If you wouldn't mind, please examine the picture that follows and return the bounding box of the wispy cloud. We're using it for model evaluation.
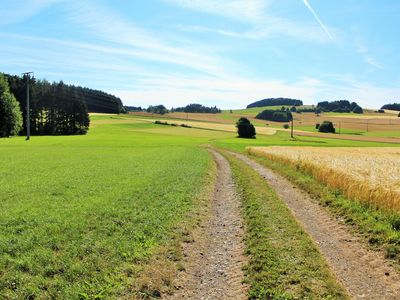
[301,0,333,40]
[355,38,384,69]
[62,0,234,77]
[168,0,333,42]
[165,0,268,23]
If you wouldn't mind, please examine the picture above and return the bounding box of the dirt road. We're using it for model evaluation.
[165,149,248,299]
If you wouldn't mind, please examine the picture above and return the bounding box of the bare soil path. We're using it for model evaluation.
[165,149,248,300]
[231,151,400,300]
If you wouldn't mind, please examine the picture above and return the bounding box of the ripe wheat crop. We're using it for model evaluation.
[248,147,400,212]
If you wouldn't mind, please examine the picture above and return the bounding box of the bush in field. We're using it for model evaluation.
[154,120,168,125]
[318,121,335,133]
[236,117,256,138]
[352,106,363,114]
[283,124,289,129]
[0,74,22,137]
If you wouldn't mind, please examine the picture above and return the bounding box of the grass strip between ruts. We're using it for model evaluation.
[224,151,348,299]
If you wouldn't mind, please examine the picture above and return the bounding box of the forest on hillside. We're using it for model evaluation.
[381,103,400,111]
[172,103,221,113]
[247,98,303,108]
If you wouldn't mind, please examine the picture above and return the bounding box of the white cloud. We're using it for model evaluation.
[112,74,324,109]
[168,0,334,42]
[112,72,400,110]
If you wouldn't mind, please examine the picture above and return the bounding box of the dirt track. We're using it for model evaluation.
[165,149,247,299]
[231,152,400,300]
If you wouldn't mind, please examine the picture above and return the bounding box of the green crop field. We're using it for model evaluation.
[1,114,398,299]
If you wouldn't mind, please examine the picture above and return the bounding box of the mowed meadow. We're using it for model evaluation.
[0,115,225,299]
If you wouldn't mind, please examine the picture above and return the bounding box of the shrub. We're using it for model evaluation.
[283,124,289,129]
[352,106,363,114]
[315,123,320,129]
[318,121,335,133]
[236,117,256,138]
[154,120,168,125]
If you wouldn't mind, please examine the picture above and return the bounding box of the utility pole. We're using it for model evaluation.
[291,118,294,138]
[288,111,294,138]
[22,72,34,141]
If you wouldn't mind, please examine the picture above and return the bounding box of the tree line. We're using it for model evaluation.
[381,103,400,111]
[171,103,221,113]
[4,74,92,135]
[125,103,222,114]
[247,98,303,108]
[0,72,125,136]
[317,100,363,113]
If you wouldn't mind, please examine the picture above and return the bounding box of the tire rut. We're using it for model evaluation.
[165,149,248,300]
[231,151,400,300]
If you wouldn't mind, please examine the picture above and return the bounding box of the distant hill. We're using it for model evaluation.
[381,103,400,111]
[247,98,303,109]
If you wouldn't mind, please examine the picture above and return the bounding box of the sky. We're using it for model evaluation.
[1,0,400,109]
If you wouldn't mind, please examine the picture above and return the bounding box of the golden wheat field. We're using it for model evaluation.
[248,146,400,211]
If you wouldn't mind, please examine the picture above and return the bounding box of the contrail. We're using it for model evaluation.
[302,0,333,40]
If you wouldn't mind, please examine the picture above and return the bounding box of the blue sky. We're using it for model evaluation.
[1,0,400,109]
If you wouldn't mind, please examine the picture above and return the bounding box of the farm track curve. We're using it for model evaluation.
[165,149,248,300]
[230,151,400,300]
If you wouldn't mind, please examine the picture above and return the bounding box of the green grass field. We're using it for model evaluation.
[0,114,398,298]
[0,116,219,299]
